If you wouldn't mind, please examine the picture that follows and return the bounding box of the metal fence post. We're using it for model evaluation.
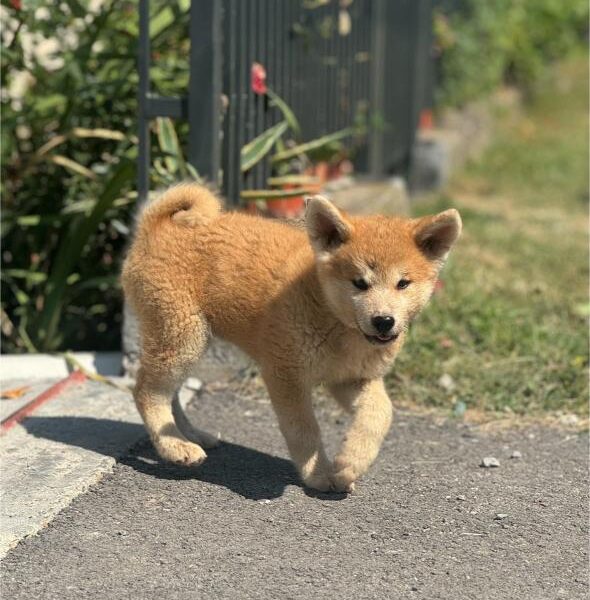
[188,0,223,186]
[138,0,150,203]
[368,0,386,177]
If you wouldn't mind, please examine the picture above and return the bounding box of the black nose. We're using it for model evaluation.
[372,315,395,335]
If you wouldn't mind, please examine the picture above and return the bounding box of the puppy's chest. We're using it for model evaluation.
[309,333,398,384]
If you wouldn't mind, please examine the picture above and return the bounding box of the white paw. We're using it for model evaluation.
[155,437,207,466]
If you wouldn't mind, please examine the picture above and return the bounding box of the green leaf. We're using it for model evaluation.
[73,275,120,294]
[186,162,201,181]
[241,121,288,172]
[240,187,315,200]
[36,160,135,350]
[50,155,97,180]
[71,127,126,141]
[35,94,67,115]
[271,127,355,163]
[156,117,188,178]
[267,89,301,137]
[267,175,321,186]
[61,199,97,215]
[3,270,47,284]
[16,215,42,226]
[150,6,175,38]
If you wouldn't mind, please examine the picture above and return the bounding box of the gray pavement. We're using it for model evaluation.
[1,381,588,600]
[0,379,142,556]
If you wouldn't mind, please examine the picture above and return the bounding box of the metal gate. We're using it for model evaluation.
[138,0,433,205]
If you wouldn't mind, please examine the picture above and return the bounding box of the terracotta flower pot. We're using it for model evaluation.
[245,201,260,215]
[266,184,305,219]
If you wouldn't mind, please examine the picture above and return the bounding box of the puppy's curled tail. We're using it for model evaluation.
[139,183,221,229]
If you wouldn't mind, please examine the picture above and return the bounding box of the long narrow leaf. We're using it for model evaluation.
[35,135,68,158]
[2,270,47,284]
[240,187,315,200]
[271,127,355,163]
[267,89,301,137]
[71,127,126,141]
[50,155,97,180]
[156,117,188,178]
[241,120,288,172]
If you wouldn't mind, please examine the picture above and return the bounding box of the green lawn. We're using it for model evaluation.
[388,55,589,418]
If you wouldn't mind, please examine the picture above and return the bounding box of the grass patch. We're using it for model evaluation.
[388,55,589,418]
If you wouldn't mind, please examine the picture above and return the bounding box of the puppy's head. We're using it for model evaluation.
[305,195,462,346]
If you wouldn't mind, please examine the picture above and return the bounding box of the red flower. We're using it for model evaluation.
[10,0,22,10]
[251,62,267,95]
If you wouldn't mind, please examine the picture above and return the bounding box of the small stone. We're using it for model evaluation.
[438,373,455,392]
[510,450,522,459]
[481,457,500,468]
[494,513,508,520]
[117,530,128,536]
[184,377,202,391]
[456,495,466,501]
[453,401,467,418]
[560,413,579,426]
[177,387,194,406]
[258,499,271,505]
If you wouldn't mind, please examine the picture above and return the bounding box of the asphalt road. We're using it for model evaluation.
[2,382,588,600]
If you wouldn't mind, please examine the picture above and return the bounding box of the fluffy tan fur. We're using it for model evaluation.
[122,183,461,492]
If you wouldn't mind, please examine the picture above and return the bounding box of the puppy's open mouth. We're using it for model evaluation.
[363,333,399,346]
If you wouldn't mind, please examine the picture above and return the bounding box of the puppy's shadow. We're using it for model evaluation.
[21,416,346,501]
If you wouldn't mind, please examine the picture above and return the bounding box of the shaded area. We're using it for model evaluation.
[22,416,306,501]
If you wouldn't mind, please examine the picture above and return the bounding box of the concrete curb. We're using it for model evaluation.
[0,378,143,559]
[0,352,122,380]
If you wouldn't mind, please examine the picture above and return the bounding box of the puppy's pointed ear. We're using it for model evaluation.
[305,195,352,257]
[413,209,462,262]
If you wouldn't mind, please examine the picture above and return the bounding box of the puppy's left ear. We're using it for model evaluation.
[413,209,462,262]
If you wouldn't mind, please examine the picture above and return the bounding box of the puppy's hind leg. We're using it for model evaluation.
[134,319,210,467]
[172,392,220,449]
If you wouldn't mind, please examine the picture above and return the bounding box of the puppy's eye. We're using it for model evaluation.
[397,279,411,290]
[352,278,370,291]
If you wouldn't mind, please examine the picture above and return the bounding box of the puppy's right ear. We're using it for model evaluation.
[305,195,352,259]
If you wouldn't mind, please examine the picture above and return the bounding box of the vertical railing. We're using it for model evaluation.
[137,0,151,204]
[368,0,386,177]
[137,0,433,205]
[188,0,223,187]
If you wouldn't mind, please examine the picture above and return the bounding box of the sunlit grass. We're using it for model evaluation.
[389,55,589,417]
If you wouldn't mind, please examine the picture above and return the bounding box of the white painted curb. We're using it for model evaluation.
[0,352,122,381]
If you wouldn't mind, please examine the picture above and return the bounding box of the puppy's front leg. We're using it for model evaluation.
[263,372,333,492]
[329,378,393,490]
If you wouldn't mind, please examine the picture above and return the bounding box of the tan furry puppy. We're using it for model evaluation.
[122,184,461,493]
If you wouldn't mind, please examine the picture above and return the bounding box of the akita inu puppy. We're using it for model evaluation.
[122,184,461,492]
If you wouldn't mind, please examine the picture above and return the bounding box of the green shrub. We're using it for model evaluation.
[435,0,589,106]
[1,0,191,352]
